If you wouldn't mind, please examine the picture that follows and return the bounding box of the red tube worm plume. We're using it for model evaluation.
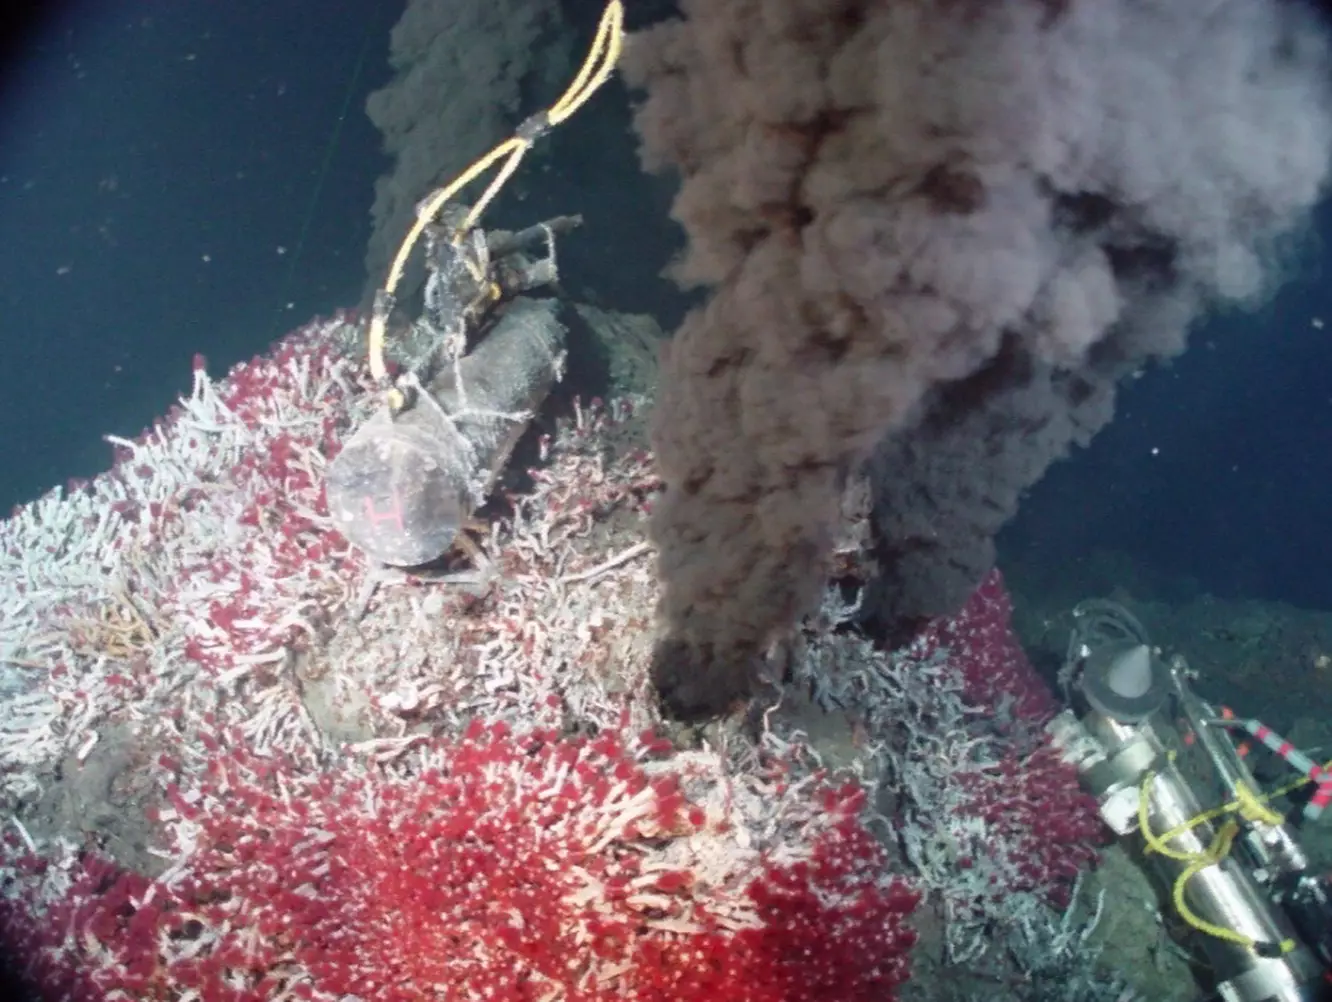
[950,743,1105,905]
[918,569,1057,724]
[1,722,919,1001]
[917,569,1106,901]
[0,850,160,1002]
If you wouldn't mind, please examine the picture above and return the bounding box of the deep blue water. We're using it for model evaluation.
[0,0,396,507]
[1003,197,1332,610]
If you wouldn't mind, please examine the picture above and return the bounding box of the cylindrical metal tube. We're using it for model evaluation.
[326,296,566,567]
[1055,708,1325,1002]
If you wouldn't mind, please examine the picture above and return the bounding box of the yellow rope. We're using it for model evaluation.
[367,0,624,385]
[1233,780,1285,827]
[1139,769,1198,863]
[1138,763,1298,954]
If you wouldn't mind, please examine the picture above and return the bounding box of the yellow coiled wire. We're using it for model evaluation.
[366,0,624,386]
[1137,748,1321,955]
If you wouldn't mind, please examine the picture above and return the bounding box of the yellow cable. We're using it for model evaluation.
[1233,781,1284,827]
[1169,821,1297,954]
[548,1,623,122]
[1138,758,1303,954]
[366,0,624,385]
[1171,821,1252,947]
[453,0,622,236]
[1139,764,1201,862]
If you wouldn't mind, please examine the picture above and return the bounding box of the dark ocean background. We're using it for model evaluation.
[2,0,1332,617]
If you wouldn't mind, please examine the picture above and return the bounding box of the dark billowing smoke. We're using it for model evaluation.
[624,0,1332,718]
[862,242,1201,637]
[362,0,572,308]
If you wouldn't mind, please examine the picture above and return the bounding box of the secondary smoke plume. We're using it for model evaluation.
[625,0,1332,718]
[363,0,571,305]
